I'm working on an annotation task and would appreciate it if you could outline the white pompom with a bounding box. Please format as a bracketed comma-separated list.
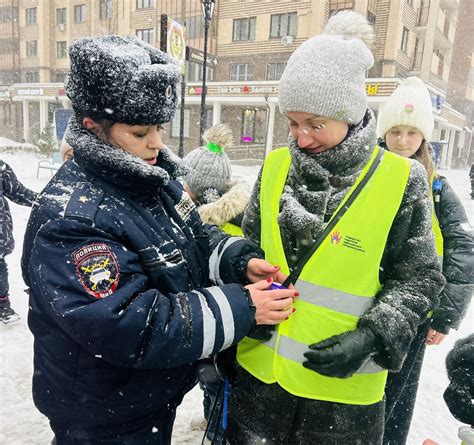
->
[323, 10, 374, 48]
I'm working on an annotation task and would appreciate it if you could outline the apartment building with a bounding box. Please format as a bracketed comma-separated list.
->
[0, 0, 217, 142]
[0, 0, 471, 167]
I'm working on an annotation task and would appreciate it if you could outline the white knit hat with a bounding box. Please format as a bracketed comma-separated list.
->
[377, 77, 434, 140]
[278, 10, 374, 124]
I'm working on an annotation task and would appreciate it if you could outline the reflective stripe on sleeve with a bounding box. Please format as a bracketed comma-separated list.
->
[194, 291, 217, 360]
[207, 286, 236, 351]
[208, 237, 242, 285]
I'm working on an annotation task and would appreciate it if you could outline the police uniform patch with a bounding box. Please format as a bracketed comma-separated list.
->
[73, 243, 120, 299]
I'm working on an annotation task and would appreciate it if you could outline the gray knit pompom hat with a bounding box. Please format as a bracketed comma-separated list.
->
[183, 124, 233, 202]
[279, 10, 374, 124]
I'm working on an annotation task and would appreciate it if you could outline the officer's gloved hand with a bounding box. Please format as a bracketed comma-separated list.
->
[303, 327, 382, 378]
[247, 325, 274, 342]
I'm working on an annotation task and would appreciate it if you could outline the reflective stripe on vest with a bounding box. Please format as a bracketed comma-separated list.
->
[237, 146, 412, 405]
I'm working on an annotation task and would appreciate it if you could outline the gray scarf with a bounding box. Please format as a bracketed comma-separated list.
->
[278, 109, 377, 268]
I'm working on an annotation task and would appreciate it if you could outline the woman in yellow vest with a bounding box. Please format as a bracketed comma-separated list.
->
[226, 11, 446, 445]
[377, 77, 473, 445]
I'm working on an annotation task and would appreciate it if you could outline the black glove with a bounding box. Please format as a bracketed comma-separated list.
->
[303, 327, 382, 378]
[247, 325, 275, 342]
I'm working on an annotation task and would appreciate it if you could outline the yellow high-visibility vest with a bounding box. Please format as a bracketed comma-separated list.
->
[430, 173, 444, 266]
[237, 146, 412, 405]
[220, 222, 243, 237]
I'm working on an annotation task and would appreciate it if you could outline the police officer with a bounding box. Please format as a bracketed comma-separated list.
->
[22, 35, 296, 444]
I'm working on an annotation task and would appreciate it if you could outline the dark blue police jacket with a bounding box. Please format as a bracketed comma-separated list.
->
[22, 122, 260, 434]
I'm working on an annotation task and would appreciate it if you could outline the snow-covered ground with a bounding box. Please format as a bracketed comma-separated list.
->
[0, 151, 472, 444]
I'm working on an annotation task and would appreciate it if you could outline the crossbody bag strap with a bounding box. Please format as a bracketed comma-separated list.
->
[283, 147, 384, 287]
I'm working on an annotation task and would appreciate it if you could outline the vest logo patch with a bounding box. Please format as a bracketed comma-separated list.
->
[73, 243, 120, 299]
[330, 231, 342, 244]
[342, 236, 366, 253]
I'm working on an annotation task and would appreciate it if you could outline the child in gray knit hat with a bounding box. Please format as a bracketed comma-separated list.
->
[228, 11, 444, 444]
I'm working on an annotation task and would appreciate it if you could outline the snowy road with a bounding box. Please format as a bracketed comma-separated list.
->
[0, 151, 472, 444]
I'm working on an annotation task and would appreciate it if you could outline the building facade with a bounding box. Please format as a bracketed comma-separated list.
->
[0, 0, 472, 168]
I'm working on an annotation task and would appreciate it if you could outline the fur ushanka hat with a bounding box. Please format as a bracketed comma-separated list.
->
[65, 35, 180, 125]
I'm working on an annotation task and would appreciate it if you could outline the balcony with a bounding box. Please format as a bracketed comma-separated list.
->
[439, 0, 459, 10]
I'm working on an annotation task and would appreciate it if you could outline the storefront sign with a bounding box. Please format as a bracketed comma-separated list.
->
[366, 84, 379, 95]
[216, 85, 278, 95]
[17, 88, 43, 96]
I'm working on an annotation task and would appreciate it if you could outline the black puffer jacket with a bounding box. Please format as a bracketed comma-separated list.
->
[431, 176, 473, 334]
[443, 334, 474, 424]
[0, 159, 37, 257]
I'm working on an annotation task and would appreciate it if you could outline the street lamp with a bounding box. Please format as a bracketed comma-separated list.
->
[199, 0, 215, 145]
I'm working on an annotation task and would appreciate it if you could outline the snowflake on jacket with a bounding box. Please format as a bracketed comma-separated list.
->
[0, 159, 37, 257]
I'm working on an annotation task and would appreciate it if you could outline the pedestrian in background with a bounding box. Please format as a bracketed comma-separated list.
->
[378, 76, 473, 445]
[0, 159, 37, 324]
[182, 123, 251, 442]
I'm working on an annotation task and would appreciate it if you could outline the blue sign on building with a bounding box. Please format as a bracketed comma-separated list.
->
[54, 108, 73, 141]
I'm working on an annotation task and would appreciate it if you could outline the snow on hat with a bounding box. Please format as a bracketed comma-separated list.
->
[377, 76, 434, 140]
[278, 10, 374, 124]
[183, 124, 233, 203]
[65, 35, 180, 125]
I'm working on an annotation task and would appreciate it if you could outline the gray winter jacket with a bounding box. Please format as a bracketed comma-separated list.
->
[0, 160, 37, 257]
[242, 110, 446, 372]
[431, 176, 473, 334]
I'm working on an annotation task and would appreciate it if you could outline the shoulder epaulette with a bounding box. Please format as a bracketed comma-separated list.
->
[64, 182, 104, 224]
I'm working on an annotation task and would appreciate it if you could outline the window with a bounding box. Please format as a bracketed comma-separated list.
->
[401, 27, 409, 52]
[56, 8, 66, 25]
[270, 13, 297, 39]
[367, 11, 376, 25]
[187, 16, 204, 39]
[171, 108, 190, 138]
[241, 109, 266, 144]
[25, 71, 39, 83]
[25, 7, 37, 25]
[266, 62, 286, 80]
[233, 17, 256, 41]
[136, 28, 154, 44]
[26, 40, 37, 57]
[230, 63, 254, 81]
[100, 0, 113, 20]
[406, 0, 414, 6]
[56, 41, 67, 58]
[54, 72, 67, 83]
[329, 0, 354, 13]
[0, 6, 18, 23]
[185, 61, 214, 82]
[74, 5, 86, 23]
[137, 0, 153, 8]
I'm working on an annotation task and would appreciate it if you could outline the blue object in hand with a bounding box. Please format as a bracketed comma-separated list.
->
[269, 282, 287, 290]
